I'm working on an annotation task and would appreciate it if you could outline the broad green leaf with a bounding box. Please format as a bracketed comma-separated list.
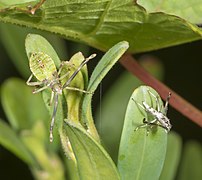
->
[0, 0, 201, 53]
[118, 86, 167, 180]
[138, 0, 202, 24]
[81, 41, 129, 142]
[63, 120, 120, 180]
[0, 119, 37, 166]
[160, 131, 182, 180]
[1, 78, 49, 130]
[177, 141, 202, 180]
[95, 57, 164, 162]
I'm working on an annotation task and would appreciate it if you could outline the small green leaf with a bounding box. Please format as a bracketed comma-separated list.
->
[178, 140, 202, 180]
[0, 119, 37, 166]
[63, 121, 120, 180]
[118, 86, 167, 180]
[61, 52, 88, 123]
[160, 131, 182, 180]
[1, 78, 49, 130]
[25, 33, 61, 68]
[81, 41, 129, 142]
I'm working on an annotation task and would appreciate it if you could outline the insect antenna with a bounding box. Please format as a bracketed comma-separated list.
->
[164, 92, 172, 115]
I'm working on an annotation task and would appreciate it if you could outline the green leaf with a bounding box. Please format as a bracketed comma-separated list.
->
[25, 33, 61, 68]
[138, 0, 202, 24]
[0, 0, 34, 7]
[81, 41, 129, 142]
[61, 52, 88, 123]
[160, 131, 182, 180]
[95, 58, 164, 162]
[1, 78, 49, 130]
[95, 72, 140, 161]
[118, 86, 167, 180]
[0, 119, 37, 166]
[63, 121, 120, 180]
[0, 0, 201, 53]
[177, 140, 202, 180]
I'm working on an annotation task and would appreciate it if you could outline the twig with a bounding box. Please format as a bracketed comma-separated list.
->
[120, 54, 202, 127]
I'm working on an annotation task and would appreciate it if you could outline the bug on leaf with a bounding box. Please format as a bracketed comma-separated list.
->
[133, 89, 172, 133]
[26, 52, 96, 142]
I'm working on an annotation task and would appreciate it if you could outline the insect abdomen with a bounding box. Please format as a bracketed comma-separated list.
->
[29, 52, 57, 81]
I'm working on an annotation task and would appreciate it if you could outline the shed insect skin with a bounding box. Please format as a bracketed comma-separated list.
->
[132, 90, 172, 133]
[29, 0, 46, 15]
[26, 52, 96, 142]
[0, 0, 46, 15]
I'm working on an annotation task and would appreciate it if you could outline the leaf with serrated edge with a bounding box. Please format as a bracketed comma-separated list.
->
[0, 0, 201, 52]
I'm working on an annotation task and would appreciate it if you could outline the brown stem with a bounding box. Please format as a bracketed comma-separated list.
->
[120, 54, 202, 127]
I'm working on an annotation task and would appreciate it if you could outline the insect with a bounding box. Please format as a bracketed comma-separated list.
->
[26, 52, 96, 142]
[132, 89, 172, 133]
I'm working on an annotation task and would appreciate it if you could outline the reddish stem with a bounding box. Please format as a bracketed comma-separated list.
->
[120, 54, 202, 127]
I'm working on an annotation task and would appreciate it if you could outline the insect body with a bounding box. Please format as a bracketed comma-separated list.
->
[133, 90, 172, 133]
[27, 52, 96, 142]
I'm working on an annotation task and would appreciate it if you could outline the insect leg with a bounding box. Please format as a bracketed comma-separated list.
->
[49, 91, 54, 106]
[50, 93, 58, 142]
[164, 92, 171, 115]
[143, 118, 158, 124]
[63, 54, 96, 89]
[58, 71, 71, 81]
[64, 86, 92, 94]
[134, 123, 148, 131]
[32, 85, 49, 94]
[147, 89, 162, 112]
[29, 0, 46, 15]
[132, 98, 146, 111]
[26, 74, 43, 86]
